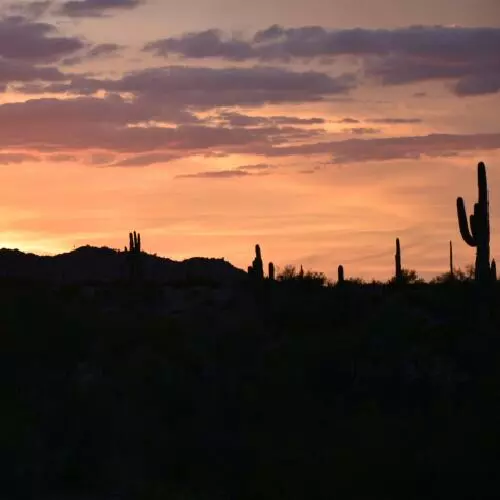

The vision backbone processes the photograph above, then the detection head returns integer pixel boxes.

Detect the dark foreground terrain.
[2,277,500,499]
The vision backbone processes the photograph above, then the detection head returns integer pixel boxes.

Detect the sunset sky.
[0,0,499,280]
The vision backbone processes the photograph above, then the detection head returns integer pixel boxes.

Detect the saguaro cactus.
[338,265,345,284]
[395,238,403,283]
[491,259,497,282]
[449,240,454,279]
[129,231,141,254]
[126,231,142,282]
[268,262,275,280]
[456,162,491,283]
[248,244,264,280]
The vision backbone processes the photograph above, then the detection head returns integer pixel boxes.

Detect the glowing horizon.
[0,0,499,281]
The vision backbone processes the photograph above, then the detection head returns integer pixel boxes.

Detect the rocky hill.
[0,246,247,285]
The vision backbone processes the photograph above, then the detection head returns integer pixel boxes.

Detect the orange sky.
[0,0,499,280]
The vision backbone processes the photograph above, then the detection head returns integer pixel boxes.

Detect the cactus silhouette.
[248,244,264,280]
[491,259,497,282]
[268,262,275,280]
[449,240,454,279]
[128,231,141,254]
[338,265,344,284]
[395,238,403,283]
[126,231,142,282]
[457,162,491,283]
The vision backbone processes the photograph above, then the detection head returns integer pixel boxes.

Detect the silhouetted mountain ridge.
[0,245,247,284]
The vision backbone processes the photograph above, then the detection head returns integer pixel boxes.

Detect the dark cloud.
[144,29,254,61]
[176,170,251,179]
[57,0,142,18]
[338,117,360,124]
[0,15,85,62]
[454,72,500,97]
[217,111,325,127]
[146,25,500,95]
[45,153,78,162]
[342,127,381,135]
[0,58,67,85]
[111,152,178,167]
[87,153,116,165]
[0,152,40,164]
[111,66,356,108]
[367,118,422,124]
[0,95,324,154]
[237,163,271,171]
[24,65,356,107]
[255,133,500,163]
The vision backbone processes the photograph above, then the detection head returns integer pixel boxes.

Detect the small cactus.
[491,259,497,282]
[338,265,345,284]
[268,262,275,280]
[395,238,403,283]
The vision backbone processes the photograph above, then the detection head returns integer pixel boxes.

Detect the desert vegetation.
[2,162,500,499]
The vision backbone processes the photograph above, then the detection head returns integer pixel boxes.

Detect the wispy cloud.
[176,169,251,179]
[57,0,142,18]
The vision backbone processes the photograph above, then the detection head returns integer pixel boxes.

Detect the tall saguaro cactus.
[456,162,491,283]
[395,238,403,283]
[248,244,264,280]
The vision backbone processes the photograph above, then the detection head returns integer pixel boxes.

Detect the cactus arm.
[457,197,476,247]
[478,162,487,202]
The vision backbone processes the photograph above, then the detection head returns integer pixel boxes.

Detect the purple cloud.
[255,133,500,163]
[111,152,178,167]
[367,118,422,124]
[237,163,271,171]
[57,0,142,18]
[0,152,40,164]
[45,153,78,162]
[22,65,356,107]
[146,25,500,95]
[217,111,325,127]
[0,94,325,155]
[0,15,84,62]
[176,170,251,179]
[0,58,66,85]
[342,127,381,135]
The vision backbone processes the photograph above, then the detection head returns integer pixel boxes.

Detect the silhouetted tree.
[388,268,424,285]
